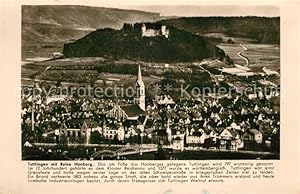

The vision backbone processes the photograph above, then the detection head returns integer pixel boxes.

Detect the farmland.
[218,43,280,71]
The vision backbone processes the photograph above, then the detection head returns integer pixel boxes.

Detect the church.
[134,64,146,111]
[107,64,146,121]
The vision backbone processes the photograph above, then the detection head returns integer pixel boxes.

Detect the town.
[22,61,280,160]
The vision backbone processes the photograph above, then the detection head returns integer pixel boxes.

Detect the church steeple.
[134,64,145,111]
[136,64,143,86]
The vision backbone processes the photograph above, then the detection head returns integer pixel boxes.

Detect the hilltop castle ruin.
[141,24,169,38]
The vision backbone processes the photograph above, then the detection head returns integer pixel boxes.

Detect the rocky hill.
[63,23,225,62]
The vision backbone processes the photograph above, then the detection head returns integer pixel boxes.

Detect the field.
[218,43,280,71]
[21,56,189,83]
[22,41,65,60]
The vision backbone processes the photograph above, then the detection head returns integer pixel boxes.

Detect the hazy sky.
[122,5,279,17]
[21,0,280,17]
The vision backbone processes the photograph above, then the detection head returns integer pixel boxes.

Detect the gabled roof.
[155,95,175,105]
[138,115,147,125]
[123,119,138,127]
[202,127,211,135]
[156,129,168,136]
[227,129,238,137]
[120,104,144,118]
[177,111,189,119]
[191,111,201,118]
[65,118,98,129]
[169,110,177,118]
[144,127,154,134]
[144,119,154,128]
[106,122,121,129]
[152,112,162,120]
[174,136,182,141]
[192,131,202,136]
[220,128,238,138]
[85,119,99,128]
[65,118,86,128]
[248,128,262,135]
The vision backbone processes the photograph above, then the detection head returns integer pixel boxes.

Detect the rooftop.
[120,104,145,118]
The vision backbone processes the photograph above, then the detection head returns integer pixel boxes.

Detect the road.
[237,44,250,66]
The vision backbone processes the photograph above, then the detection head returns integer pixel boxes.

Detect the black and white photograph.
[21,4,280,160]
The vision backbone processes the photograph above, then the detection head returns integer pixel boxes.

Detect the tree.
[112,134,120,144]
[203,138,214,149]
[155,144,167,160]
[78,136,86,144]
[90,131,103,144]
[69,136,76,144]
[271,130,280,153]
[59,134,68,145]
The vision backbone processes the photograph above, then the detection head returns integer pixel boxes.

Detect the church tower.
[134,65,146,111]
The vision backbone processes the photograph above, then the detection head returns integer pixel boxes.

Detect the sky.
[122,5,280,17]
[21,0,280,17]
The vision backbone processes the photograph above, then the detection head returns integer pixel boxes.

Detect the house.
[190,111,202,121]
[177,111,191,125]
[107,64,146,121]
[123,120,139,138]
[215,74,225,81]
[46,95,67,105]
[230,121,241,131]
[167,110,178,122]
[186,131,201,145]
[219,128,242,151]
[144,119,155,138]
[242,129,263,144]
[203,128,218,142]
[170,126,185,143]
[172,136,184,151]
[152,129,169,145]
[59,118,101,144]
[102,122,125,141]
[186,131,208,145]
[137,115,147,128]
[155,95,175,105]
[149,112,162,122]
[107,104,145,121]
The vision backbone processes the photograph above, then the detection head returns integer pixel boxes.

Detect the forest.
[63,23,225,62]
[159,16,280,44]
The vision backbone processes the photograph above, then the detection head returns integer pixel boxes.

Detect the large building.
[107,64,146,121]
[134,65,146,111]
[141,24,169,38]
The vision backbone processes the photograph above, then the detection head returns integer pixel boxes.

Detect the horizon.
[21,4,280,17]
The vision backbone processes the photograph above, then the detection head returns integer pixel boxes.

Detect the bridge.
[90,145,157,160]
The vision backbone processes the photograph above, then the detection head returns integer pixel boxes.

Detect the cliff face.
[63,23,224,62]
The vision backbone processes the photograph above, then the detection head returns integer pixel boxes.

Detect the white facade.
[141,24,169,38]
[102,124,125,141]
[134,65,146,111]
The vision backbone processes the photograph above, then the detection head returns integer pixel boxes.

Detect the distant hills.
[159,17,280,44]
[22,5,161,42]
[22,6,280,44]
